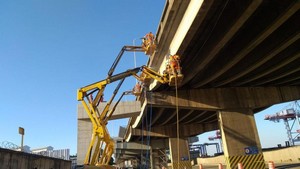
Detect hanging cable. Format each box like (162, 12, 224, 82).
(175, 75, 180, 169)
(141, 107, 144, 168)
(146, 91, 153, 168)
(145, 102, 149, 169)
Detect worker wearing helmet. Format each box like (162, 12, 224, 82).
(145, 32, 154, 44)
(169, 54, 182, 76)
(142, 32, 156, 55)
(133, 82, 142, 96)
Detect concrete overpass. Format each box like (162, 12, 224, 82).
(121, 0, 300, 168)
(77, 0, 300, 168)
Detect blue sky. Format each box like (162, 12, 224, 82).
(0, 0, 298, 156)
(0, 0, 165, 155)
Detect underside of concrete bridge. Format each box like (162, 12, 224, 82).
(77, 0, 300, 168)
(127, 86, 300, 139)
(123, 0, 300, 168)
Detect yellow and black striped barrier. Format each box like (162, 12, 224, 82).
(225, 153, 265, 169)
(172, 161, 192, 169)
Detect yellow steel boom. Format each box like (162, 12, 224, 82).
(77, 65, 172, 167)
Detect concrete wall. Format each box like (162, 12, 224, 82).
(0, 148, 71, 169)
(197, 155, 225, 165)
(77, 101, 141, 165)
(263, 146, 300, 163)
(77, 118, 92, 165)
(77, 101, 140, 121)
(197, 146, 300, 164)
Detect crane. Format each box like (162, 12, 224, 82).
(264, 101, 300, 146)
(208, 130, 221, 141)
(77, 63, 183, 168)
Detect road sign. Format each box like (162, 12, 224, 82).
(244, 146, 258, 155)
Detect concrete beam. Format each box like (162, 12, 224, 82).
(116, 139, 169, 151)
(78, 101, 141, 120)
(149, 0, 195, 90)
(126, 127, 169, 138)
(151, 122, 218, 138)
(146, 86, 300, 110)
(193, 0, 263, 87)
(126, 121, 218, 141)
(116, 142, 150, 150)
(115, 149, 141, 156)
(150, 0, 190, 68)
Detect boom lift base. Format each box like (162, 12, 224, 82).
(144, 43, 156, 55)
(169, 74, 183, 86)
(83, 165, 116, 169)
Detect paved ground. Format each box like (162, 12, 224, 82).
(192, 165, 221, 169)
(192, 163, 300, 169)
(272, 163, 300, 169)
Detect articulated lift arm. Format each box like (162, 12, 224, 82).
(105, 90, 134, 122)
(77, 65, 171, 167)
(108, 32, 157, 78)
(107, 46, 144, 78)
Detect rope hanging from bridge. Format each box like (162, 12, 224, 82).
(140, 107, 144, 167)
(146, 91, 153, 168)
(139, 89, 153, 169)
(175, 75, 180, 169)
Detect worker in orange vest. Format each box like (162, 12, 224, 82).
(142, 32, 155, 53)
(133, 82, 142, 95)
(145, 32, 154, 44)
(169, 54, 182, 76)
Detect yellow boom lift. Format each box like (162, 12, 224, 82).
(77, 33, 183, 168)
(77, 64, 183, 168)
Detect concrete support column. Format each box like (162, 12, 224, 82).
(218, 109, 265, 169)
(169, 138, 192, 169)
